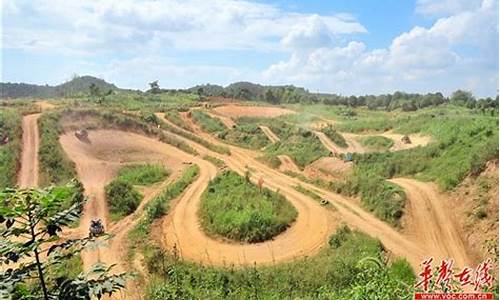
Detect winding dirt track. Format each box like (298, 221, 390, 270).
(158, 112, 473, 270)
(259, 125, 280, 143)
(18, 114, 41, 188)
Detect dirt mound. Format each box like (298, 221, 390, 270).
(259, 125, 280, 143)
(213, 105, 295, 118)
(277, 155, 301, 173)
(304, 157, 352, 181)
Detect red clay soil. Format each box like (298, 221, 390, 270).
(213, 104, 296, 118)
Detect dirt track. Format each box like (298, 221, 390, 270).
(277, 155, 300, 173)
(159, 112, 473, 270)
(18, 114, 41, 187)
(259, 125, 280, 143)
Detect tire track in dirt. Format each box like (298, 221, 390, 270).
(259, 125, 280, 143)
(389, 178, 472, 267)
(18, 114, 41, 188)
(159, 112, 473, 270)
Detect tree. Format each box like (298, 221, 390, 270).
(0, 181, 129, 299)
(450, 90, 474, 106)
(149, 81, 160, 94)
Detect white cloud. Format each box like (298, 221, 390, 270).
(2, 0, 366, 53)
(416, 0, 483, 16)
(263, 0, 498, 96)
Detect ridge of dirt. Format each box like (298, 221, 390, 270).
(259, 125, 280, 143)
(18, 114, 41, 188)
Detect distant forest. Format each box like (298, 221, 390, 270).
(1, 76, 498, 112)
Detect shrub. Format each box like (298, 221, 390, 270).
(105, 179, 142, 219)
(329, 224, 352, 248)
(321, 125, 348, 148)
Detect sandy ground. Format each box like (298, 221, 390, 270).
(259, 125, 280, 143)
(18, 114, 41, 188)
(391, 178, 473, 269)
(379, 131, 431, 151)
(213, 105, 295, 118)
(277, 155, 301, 173)
(304, 157, 353, 181)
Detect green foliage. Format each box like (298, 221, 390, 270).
(117, 164, 169, 186)
(321, 124, 348, 148)
(200, 171, 297, 242)
(220, 124, 270, 149)
(0, 182, 128, 299)
(191, 110, 226, 133)
(329, 224, 352, 248)
(360, 135, 394, 151)
(0, 109, 22, 188)
(105, 179, 143, 220)
(163, 110, 192, 131)
(202, 155, 225, 167)
(38, 111, 77, 186)
(256, 154, 281, 169)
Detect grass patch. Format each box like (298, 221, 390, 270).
(191, 110, 226, 133)
(359, 136, 394, 151)
(0, 108, 22, 188)
(218, 124, 269, 149)
(199, 170, 297, 242)
(117, 164, 169, 186)
(163, 110, 192, 131)
(202, 155, 225, 167)
(256, 154, 281, 169)
(105, 179, 143, 221)
(294, 184, 322, 201)
(321, 124, 348, 148)
(38, 111, 77, 186)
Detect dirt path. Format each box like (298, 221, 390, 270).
(158, 113, 474, 270)
(390, 178, 472, 268)
(277, 155, 300, 173)
(313, 131, 358, 154)
(259, 126, 280, 143)
(380, 131, 431, 151)
(18, 114, 41, 188)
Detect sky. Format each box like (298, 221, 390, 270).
(1, 0, 498, 97)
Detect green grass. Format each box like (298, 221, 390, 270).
(321, 124, 348, 148)
(163, 110, 193, 131)
(199, 170, 298, 242)
(219, 124, 270, 149)
(202, 155, 225, 167)
(256, 154, 282, 169)
(145, 225, 415, 299)
(359, 135, 394, 151)
(191, 110, 226, 133)
(38, 111, 77, 186)
(0, 108, 22, 188)
(294, 184, 322, 201)
(105, 179, 143, 221)
(117, 164, 169, 186)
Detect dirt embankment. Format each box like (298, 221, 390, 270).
(259, 126, 280, 143)
(206, 111, 236, 129)
(277, 155, 300, 173)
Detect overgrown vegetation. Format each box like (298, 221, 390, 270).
(359, 136, 394, 151)
(199, 170, 297, 242)
(0, 109, 22, 188)
(190, 110, 226, 133)
(202, 155, 225, 167)
(163, 110, 192, 131)
(105, 179, 143, 221)
(117, 164, 169, 186)
(218, 123, 270, 149)
(257, 154, 282, 169)
(321, 124, 348, 148)
(144, 225, 415, 299)
(38, 111, 77, 186)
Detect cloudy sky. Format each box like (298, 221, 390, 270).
(1, 0, 498, 96)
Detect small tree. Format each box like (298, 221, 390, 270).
(0, 181, 129, 299)
(149, 81, 160, 94)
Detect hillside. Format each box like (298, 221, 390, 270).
(0, 75, 118, 99)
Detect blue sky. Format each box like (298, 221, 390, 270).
(1, 0, 498, 97)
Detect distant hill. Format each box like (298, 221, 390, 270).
(0, 76, 118, 99)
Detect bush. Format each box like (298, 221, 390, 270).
(199, 170, 298, 242)
(105, 179, 142, 219)
(117, 164, 169, 186)
(329, 224, 352, 248)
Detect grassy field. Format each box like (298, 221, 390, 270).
(117, 164, 169, 186)
(220, 124, 270, 149)
(199, 170, 298, 242)
(163, 110, 193, 131)
(359, 136, 394, 151)
(0, 108, 22, 188)
(191, 110, 226, 133)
